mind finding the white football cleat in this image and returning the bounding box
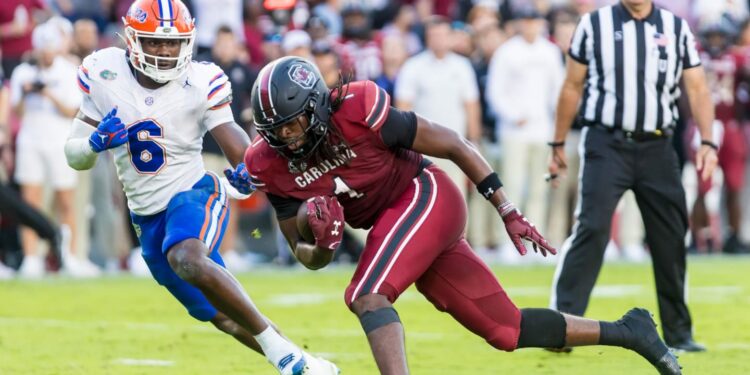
[277,351,340,375]
[301,351,340,375]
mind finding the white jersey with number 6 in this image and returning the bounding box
[77,47,233,215]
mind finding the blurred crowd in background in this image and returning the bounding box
[0,0,749,280]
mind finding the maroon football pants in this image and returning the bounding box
[344,165,521,351]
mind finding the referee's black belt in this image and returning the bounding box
[584,122,673,142]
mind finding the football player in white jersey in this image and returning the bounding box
[63,1,339,374]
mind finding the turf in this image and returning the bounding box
[1,255,748,374]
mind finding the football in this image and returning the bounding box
[297,202,315,243]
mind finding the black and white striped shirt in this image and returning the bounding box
[569,2,701,132]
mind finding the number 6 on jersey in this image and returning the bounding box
[127,119,166,174]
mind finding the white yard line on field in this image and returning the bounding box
[0,317,188,331]
[714,342,750,350]
[113,358,175,366]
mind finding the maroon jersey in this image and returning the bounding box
[701,50,745,123]
[245,81,424,229]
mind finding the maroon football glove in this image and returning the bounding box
[306,196,345,251]
[502,208,557,257]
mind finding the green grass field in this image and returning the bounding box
[1,255,749,374]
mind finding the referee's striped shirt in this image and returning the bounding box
[569,2,701,132]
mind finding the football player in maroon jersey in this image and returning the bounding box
[691,21,749,254]
[240,57,681,374]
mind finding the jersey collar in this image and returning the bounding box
[616,1,659,24]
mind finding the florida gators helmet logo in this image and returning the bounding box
[129,6,147,23]
[288,64,315,89]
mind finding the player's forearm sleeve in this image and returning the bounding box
[65,118,98,170]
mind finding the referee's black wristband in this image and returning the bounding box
[547,141,565,148]
[701,140,718,151]
[477,172,503,200]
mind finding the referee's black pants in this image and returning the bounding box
[550,125,693,345]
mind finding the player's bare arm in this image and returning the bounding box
[209,121,251,166]
[277,216,334,270]
[75,110,98,127]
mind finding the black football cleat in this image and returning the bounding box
[668,339,707,353]
[620,308,682,375]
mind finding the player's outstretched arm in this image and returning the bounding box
[64,111,101,170]
[409,114,556,256]
[210,121,250,167]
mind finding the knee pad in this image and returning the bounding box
[517,308,567,349]
[358,307,401,334]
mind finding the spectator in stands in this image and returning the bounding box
[374,35,408,98]
[381,4,422,56]
[451,21,475,58]
[0,0,47,76]
[312,41,341,88]
[690,20,749,254]
[51,0,108,32]
[282,29,313,60]
[242,1,266,68]
[0,79,63,280]
[466,1,502,30]
[310,0,342,37]
[486,7,564,261]
[396,15,482,201]
[46,16,74,61]
[336,5,382,81]
[191,0,244,56]
[71,19,98,61]
[262,33,284,65]
[306,15,333,45]
[10,22,98,278]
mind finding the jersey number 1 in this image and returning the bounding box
[127,120,166,174]
[333,176,363,198]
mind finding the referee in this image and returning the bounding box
[548,0,717,352]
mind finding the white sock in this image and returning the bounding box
[253,326,301,369]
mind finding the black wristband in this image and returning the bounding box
[700,140,718,151]
[547,141,565,147]
[477,172,503,200]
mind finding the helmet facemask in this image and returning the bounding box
[257,94,330,167]
[123,26,195,83]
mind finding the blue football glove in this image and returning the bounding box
[223,162,256,195]
[89,107,127,153]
